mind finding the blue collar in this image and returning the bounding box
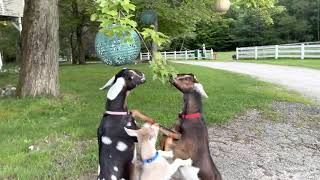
[142,151,159,164]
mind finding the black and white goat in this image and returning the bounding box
[97,68,155,180]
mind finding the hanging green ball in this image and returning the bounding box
[95,30,141,66]
[140,10,157,25]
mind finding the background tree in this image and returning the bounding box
[0,23,19,63]
[59,0,97,64]
[17,0,60,97]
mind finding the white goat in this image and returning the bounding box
[124,124,199,180]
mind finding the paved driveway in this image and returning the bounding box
[175,61,320,102]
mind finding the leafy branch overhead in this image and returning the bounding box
[91,0,176,83]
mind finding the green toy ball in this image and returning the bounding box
[95,30,141,66]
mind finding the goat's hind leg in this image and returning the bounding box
[165,158,192,179]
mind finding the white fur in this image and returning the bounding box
[194,83,208,98]
[125,124,196,180]
[98,165,100,175]
[114,166,118,172]
[124,128,138,137]
[100,76,115,90]
[116,141,128,151]
[126,122,132,127]
[107,77,125,100]
[180,166,200,180]
[111,175,117,180]
[101,136,112,145]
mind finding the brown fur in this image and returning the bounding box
[161,74,222,180]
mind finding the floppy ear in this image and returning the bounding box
[107,77,125,100]
[99,76,115,90]
[194,83,208,98]
[124,127,138,137]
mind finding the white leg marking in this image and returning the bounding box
[114,166,118,172]
[116,141,128,151]
[111,175,117,180]
[101,136,112,145]
[98,165,100,175]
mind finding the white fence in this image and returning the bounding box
[236,42,320,60]
[140,49,217,61]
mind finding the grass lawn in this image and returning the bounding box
[215,51,235,61]
[0,63,310,179]
[239,59,320,70]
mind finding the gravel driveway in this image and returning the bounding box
[209,102,320,180]
[174,61,320,102]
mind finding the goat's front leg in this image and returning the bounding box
[166,158,193,179]
[130,110,156,124]
[158,125,182,140]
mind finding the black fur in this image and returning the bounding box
[97,69,145,180]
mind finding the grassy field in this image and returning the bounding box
[215,51,234,61]
[239,59,320,70]
[0,63,310,179]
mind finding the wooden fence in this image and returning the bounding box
[140,49,217,61]
[236,42,320,60]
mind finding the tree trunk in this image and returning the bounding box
[17,0,60,97]
[70,32,78,64]
[77,26,86,64]
[151,19,158,59]
[16,36,22,64]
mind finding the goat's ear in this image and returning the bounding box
[107,77,125,100]
[100,76,115,90]
[124,127,138,137]
[194,83,208,98]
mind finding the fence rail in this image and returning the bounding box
[236,42,320,60]
[140,49,217,61]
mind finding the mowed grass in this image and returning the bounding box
[240,59,320,70]
[215,51,235,61]
[0,63,310,179]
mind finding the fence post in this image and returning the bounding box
[174,51,177,60]
[236,48,239,60]
[275,45,279,60]
[185,50,188,60]
[197,49,200,60]
[255,47,258,60]
[164,51,167,60]
[147,52,150,61]
[301,44,305,60]
[211,49,214,60]
[0,51,3,71]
